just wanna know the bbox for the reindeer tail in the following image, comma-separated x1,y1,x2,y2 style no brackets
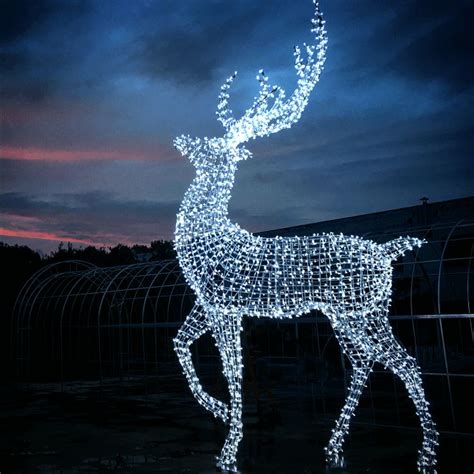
380,236,426,261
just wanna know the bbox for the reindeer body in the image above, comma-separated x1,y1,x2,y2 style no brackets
177,228,384,318
173,2,438,471
176,164,404,319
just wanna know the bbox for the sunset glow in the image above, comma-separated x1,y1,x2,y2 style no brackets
0,146,151,162
0,227,99,245
0,226,141,248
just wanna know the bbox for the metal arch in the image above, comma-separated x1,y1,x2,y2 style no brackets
84,265,132,378
405,224,436,361
96,263,145,382
39,273,82,372
14,268,61,376
152,260,183,321
115,263,156,378
137,262,177,363
156,260,184,364
12,258,202,381
84,266,122,330
165,263,189,349
93,263,151,379
141,259,178,370
58,268,113,384
99,263,152,326
165,260,185,318
20,264,110,378
154,260,182,321
437,220,464,315
409,224,436,316
101,261,176,376
434,220,465,430
68,267,107,327
141,259,177,324
13,260,96,321
467,242,474,315
62,268,109,379
96,263,147,318
14,261,97,356
14,266,60,348
94,263,138,318
24,271,77,335
467,243,474,343
13,260,147,380
101,265,133,376
180,279,195,324
20,271,78,377
126,263,158,324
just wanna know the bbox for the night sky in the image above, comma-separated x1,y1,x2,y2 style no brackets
1,0,473,253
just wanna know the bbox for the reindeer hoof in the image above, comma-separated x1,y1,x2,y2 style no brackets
324,446,345,468
417,429,438,472
216,457,239,473
417,449,437,473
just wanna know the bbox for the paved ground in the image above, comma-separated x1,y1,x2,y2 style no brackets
0,375,471,473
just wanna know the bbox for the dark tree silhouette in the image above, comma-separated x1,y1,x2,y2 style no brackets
150,239,176,260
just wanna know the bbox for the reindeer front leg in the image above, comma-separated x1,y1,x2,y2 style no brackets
174,305,229,424
213,313,244,472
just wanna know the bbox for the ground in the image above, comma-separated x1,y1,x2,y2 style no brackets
0,373,471,473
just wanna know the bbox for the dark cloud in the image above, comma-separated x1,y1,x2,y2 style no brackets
1,0,90,45
135,1,274,84
349,0,474,91
0,190,178,221
2,0,471,104
1,0,95,103
0,51,27,73
0,0,55,45
0,191,179,243
0,72,55,103
385,3,473,91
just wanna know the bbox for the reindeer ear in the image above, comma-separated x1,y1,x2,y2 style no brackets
173,135,192,156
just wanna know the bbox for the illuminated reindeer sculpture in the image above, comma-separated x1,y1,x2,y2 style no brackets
173,2,437,471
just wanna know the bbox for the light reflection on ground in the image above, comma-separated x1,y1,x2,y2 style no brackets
0,375,470,473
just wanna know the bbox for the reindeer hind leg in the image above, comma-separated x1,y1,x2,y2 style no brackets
367,314,438,470
174,304,229,424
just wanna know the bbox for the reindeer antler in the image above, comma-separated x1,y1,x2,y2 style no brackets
216,0,328,146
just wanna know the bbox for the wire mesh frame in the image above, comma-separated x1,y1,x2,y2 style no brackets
12,259,193,380
9,221,474,434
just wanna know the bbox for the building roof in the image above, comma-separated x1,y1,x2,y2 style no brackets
258,196,474,241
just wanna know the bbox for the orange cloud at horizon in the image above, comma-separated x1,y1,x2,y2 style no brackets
0,227,99,246
0,145,163,162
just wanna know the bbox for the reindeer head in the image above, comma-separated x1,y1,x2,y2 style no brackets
174,0,327,171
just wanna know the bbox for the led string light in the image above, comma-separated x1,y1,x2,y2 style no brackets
172,1,438,471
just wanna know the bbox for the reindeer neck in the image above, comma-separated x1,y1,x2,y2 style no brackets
176,161,237,236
